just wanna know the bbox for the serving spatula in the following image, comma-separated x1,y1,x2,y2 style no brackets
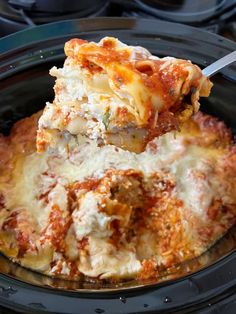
202,50,236,77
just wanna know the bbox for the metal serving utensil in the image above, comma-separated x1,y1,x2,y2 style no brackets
202,50,236,77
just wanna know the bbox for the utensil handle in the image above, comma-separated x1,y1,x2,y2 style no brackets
202,51,236,77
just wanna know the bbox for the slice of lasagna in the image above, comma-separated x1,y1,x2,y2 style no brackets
37,37,212,153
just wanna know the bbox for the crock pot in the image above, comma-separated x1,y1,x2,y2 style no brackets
0,18,235,313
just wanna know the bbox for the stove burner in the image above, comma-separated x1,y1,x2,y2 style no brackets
0,0,109,36
8,0,102,14
118,0,235,23
112,0,236,40
141,0,226,15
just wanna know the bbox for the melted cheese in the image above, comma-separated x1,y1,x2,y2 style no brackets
170,147,215,216
79,237,141,279
1,111,235,280
3,154,48,229
72,192,113,240
6,131,227,226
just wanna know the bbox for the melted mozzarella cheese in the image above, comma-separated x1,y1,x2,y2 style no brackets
72,192,113,240
79,237,141,279
170,148,215,216
1,114,234,280
8,131,226,224
3,154,48,229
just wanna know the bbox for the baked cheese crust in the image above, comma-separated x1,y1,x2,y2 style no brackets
0,111,235,280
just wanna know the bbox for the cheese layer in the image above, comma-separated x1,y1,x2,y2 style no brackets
0,111,235,280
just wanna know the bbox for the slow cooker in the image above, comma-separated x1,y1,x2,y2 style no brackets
0,18,235,313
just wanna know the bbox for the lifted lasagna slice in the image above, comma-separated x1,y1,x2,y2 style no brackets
37,37,212,153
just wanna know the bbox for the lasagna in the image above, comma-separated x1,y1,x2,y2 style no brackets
0,111,235,280
0,37,235,282
37,37,212,153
